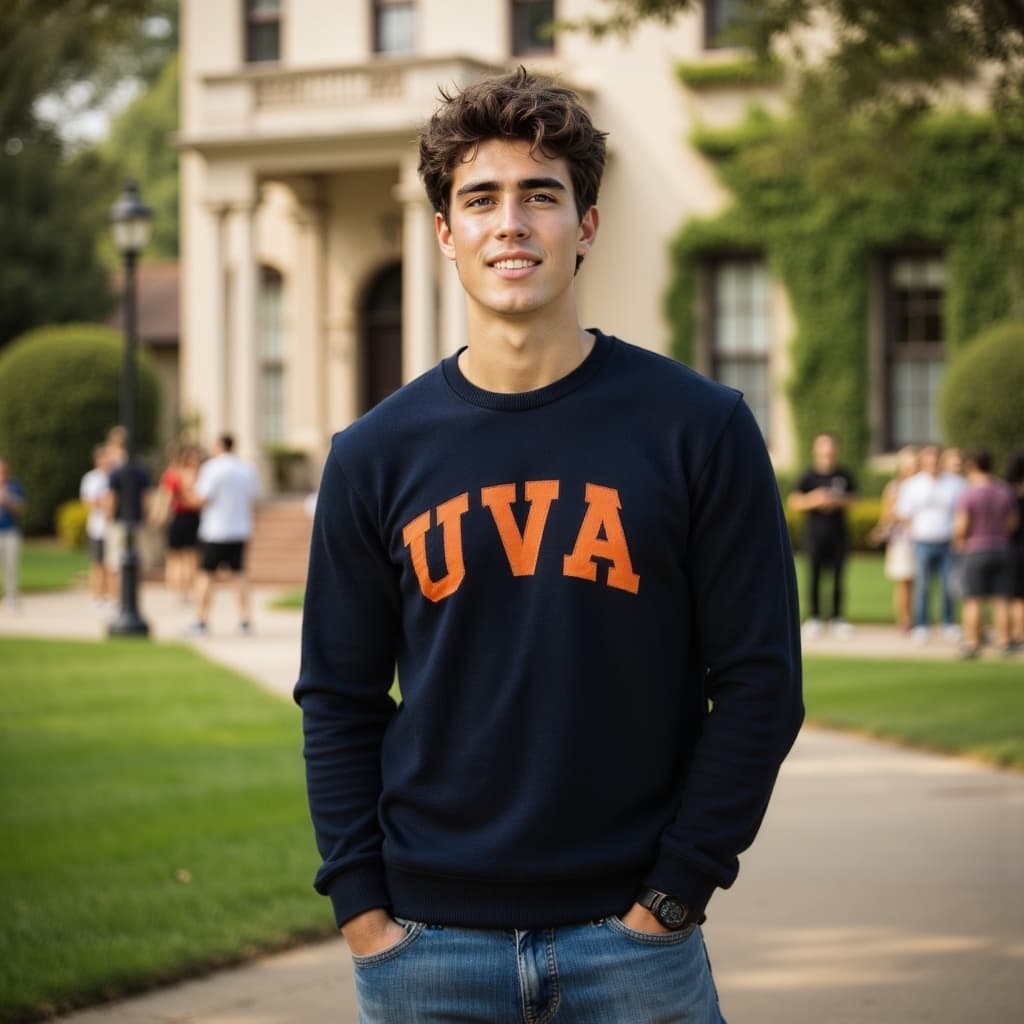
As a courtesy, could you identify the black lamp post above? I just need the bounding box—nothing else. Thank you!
[108,178,153,638]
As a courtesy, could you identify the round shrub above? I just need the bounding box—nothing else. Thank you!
[56,500,89,548]
[939,320,1024,469]
[0,323,159,534]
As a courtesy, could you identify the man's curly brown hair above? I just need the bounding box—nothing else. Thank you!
[418,66,608,226]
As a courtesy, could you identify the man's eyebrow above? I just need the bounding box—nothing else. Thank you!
[455,176,568,197]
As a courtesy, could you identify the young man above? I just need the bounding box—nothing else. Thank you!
[953,447,1018,657]
[0,456,26,610]
[80,443,115,611]
[185,434,260,635]
[296,69,803,1023]
[789,432,858,638]
[897,444,968,643]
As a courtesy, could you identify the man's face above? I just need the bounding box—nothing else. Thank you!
[435,138,598,323]
[812,436,837,472]
[920,446,940,474]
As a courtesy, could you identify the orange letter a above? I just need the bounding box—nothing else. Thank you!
[563,483,640,594]
[401,492,470,602]
[481,480,560,576]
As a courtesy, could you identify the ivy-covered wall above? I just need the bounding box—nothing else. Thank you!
[665,111,1024,469]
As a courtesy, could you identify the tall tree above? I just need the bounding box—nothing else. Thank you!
[0,1,177,349]
[570,1,1024,113]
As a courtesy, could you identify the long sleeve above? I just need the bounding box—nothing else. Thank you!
[294,445,401,927]
[643,397,804,915]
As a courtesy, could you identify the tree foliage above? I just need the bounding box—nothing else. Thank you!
[572,0,1024,109]
[103,52,180,259]
[0,1,179,349]
[0,323,159,534]
[939,321,1024,469]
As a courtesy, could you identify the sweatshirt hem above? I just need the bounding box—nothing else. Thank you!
[385,862,641,929]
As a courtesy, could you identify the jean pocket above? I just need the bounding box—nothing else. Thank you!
[606,915,697,946]
[350,919,425,967]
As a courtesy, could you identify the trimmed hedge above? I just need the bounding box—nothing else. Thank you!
[939,320,1024,469]
[0,323,158,534]
[785,498,882,553]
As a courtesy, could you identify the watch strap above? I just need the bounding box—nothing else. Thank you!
[636,887,695,930]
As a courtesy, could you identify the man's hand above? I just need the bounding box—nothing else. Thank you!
[619,902,672,935]
[340,908,408,957]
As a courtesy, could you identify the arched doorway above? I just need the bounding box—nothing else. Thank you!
[359,262,403,413]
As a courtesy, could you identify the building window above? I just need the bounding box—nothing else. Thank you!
[245,0,281,63]
[512,0,555,55]
[884,253,946,448]
[374,0,416,55]
[259,266,285,443]
[704,0,744,49]
[708,257,772,441]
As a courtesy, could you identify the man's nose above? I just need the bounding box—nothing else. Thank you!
[495,199,528,237]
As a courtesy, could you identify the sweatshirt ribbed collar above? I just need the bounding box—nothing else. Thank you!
[441,330,612,411]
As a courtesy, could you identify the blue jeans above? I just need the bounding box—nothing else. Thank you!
[913,540,955,628]
[352,917,725,1023]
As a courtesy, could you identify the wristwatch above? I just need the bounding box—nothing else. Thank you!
[636,888,695,931]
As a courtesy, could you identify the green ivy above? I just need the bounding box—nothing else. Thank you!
[666,110,1024,468]
[676,57,783,89]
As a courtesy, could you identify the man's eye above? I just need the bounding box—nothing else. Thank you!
[466,196,493,207]
[528,193,555,203]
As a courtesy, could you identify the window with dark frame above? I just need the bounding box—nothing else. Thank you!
[245,0,281,64]
[883,253,946,449]
[259,266,286,443]
[511,0,555,56]
[704,0,744,49]
[708,256,772,442]
[374,0,416,55]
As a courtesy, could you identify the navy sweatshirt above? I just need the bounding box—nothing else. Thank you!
[295,330,803,930]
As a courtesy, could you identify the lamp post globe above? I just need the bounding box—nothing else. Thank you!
[108,178,153,638]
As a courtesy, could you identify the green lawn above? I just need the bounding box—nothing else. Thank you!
[3,633,1020,1018]
[803,654,1024,768]
[275,554,897,623]
[20,540,90,593]
[0,637,330,1020]
[794,552,892,624]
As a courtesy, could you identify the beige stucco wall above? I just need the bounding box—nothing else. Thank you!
[180,1,799,477]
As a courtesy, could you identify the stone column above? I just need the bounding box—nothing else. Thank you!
[290,178,329,469]
[394,160,437,382]
[440,258,467,356]
[204,203,229,437]
[231,201,260,465]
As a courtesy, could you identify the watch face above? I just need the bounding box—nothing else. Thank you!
[658,898,688,929]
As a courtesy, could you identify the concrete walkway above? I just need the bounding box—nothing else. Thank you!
[2,588,1022,1022]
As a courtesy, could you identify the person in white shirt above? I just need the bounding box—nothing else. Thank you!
[79,443,115,610]
[896,444,968,642]
[185,434,260,635]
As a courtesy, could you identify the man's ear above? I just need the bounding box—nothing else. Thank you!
[436,212,456,261]
[577,206,599,259]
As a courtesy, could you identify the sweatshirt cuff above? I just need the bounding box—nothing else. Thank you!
[325,862,391,929]
[642,856,718,924]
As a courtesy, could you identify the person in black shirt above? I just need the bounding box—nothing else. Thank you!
[790,432,858,636]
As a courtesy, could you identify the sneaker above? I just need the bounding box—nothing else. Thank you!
[183,621,208,637]
[959,644,980,660]
[803,618,823,638]
[238,621,252,636]
[831,619,854,639]
[911,626,930,645]
[942,625,962,643]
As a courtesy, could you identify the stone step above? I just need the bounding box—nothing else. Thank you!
[246,498,312,585]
